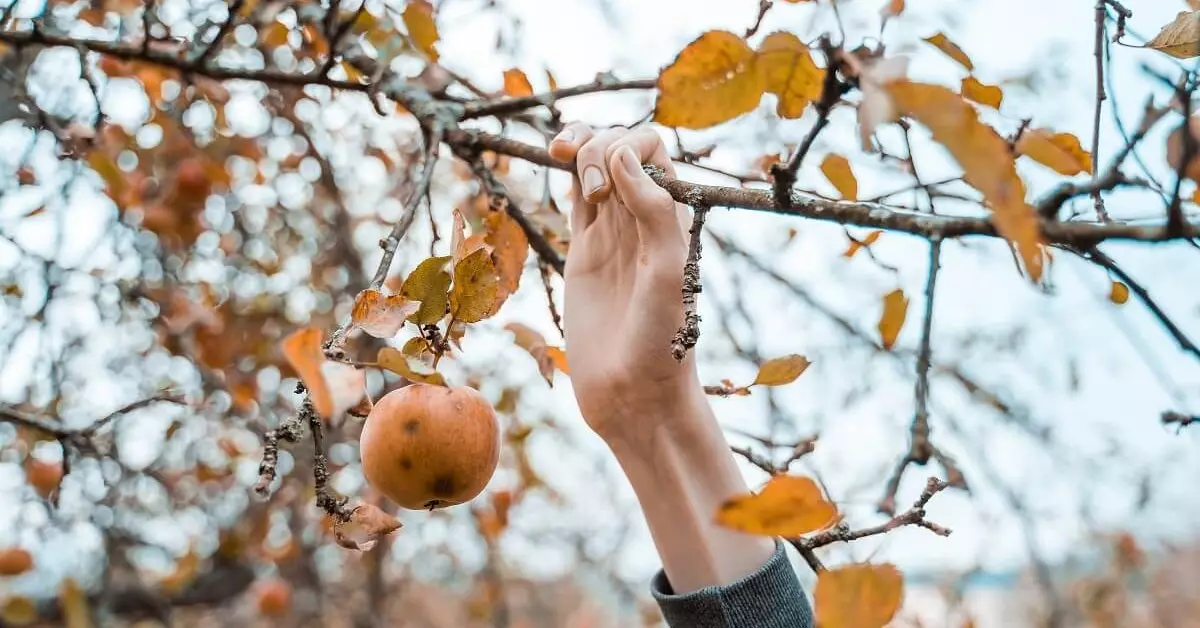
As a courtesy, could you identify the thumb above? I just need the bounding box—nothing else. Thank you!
[609,146,682,246]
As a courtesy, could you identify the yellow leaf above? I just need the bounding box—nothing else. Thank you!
[402,0,439,61]
[401,336,435,364]
[716,475,839,537]
[653,30,764,130]
[159,549,199,593]
[961,76,1003,109]
[844,230,882,258]
[546,346,569,374]
[1016,130,1093,176]
[877,288,908,350]
[820,154,858,200]
[377,346,446,386]
[887,81,1045,281]
[752,354,812,386]
[1144,10,1200,58]
[881,0,905,17]
[1109,280,1130,304]
[450,248,500,323]
[282,327,335,419]
[351,289,420,338]
[923,32,974,71]
[1,597,37,626]
[505,323,555,385]
[815,563,905,628]
[333,503,402,551]
[756,31,824,119]
[400,256,452,325]
[485,211,528,304]
[502,68,534,97]
[59,578,92,628]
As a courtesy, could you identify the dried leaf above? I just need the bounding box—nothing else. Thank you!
[351,289,420,338]
[881,0,905,17]
[923,33,974,71]
[450,248,500,323]
[887,81,1045,281]
[59,578,92,628]
[401,336,435,365]
[402,0,439,61]
[1016,130,1093,176]
[502,68,534,97]
[654,30,765,130]
[716,475,839,537]
[546,346,570,374]
[752,355,812,386]
[485,211,528,303]
[857,56,910,151]
[377,346,446,386]
[1109,281,1130,304]
[334,503,402,551]
[1144,10,1200,58]
[961,76,1003,109]
[1166,116,1200,182]
[756,31,824,119]
[400,256,453,325]
[815,563,904,628]
[820,154,858,200]
[505,323,555,385]
[844,230,882,258]
[877,289,908,350]
[281,327,335,419]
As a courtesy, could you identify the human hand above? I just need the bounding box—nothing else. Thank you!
[548,124,700,445]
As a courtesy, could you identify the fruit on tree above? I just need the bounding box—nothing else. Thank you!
[0,547,33,576]
[256,578,291,616]
[359,383,500,510]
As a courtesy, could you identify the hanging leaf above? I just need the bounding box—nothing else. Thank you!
[1,597,37,625]
[857,56,910,151]
[1166,116,1200,182]
[400,256,453,325]
[961,76,1003,109]
[484,211,529,304]
[716,475,839,537]
[752,354,812,386]
[450,248,500,323]
[333,503,402,551]
[877,289,908,350]
[1016,130,1093,176]
[402,0,439,61]
[756,31,824,119]
[923,33,974,71]
[815,563,905,628]
[320,362,367,420]
[59,578,92,628]
[886,81,1045,281]
[881,0,905,17]
[502,68,535,97]
[820,154,858,200]
[505,323,557,385]
[654,30,765,130]
[351,289,420,338]
[1143,11,1200,58]
[401,336,435,365]
[281,327,336,419]
[1109,281,1130,304]
[546,346,570,374]
[0,547,33,576]
[376,346,446,386]
[844,230,882,258]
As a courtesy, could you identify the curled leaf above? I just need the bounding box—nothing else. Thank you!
[756,31,824,119]
[485,211,529,304]
[961,76,1003,109]
[400,256,453,325]
[351,289,420,338]
[716,475,839,537]
[1144,11,1200,59]
[1016,130,1093,176]
[844,230,882,258]
[820,154,858,200]
[877,289,908,350]
[752,355,812,386]
[377,346,446,386]
[334,504,402,551]
[505,323,556,385]
[502,68,534,97]
[282,327,335,419]
[815,563,904,628]
[654,30,764,130]
[450,248,500,323]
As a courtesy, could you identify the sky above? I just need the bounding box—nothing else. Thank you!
[2,0,1200,622]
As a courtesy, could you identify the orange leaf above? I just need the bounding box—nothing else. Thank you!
[1109,280,1130,304]
[756,31,824,119]
[923,32,974,71]
[402,0,439,61]
[546,68,558,91]
[0,547,33,576]
[752,354,812,386]
[546,346,569,374]
[877,288,908,350]
[961,76,1003,109]
[502,68,534,97]
[881,0,905,17]
[844,230,882,258]
[815,563,905,628]
[886,81,1045,281]
[505,323,555,385]
[1016,130,1093,176]
[716,475,839,537]
[450,248,500,323]
[485,211,528,304]
[351,289,419,338]
[281,327,334,419]
[334,503,402,551]
[820,154,858,200]
[654,30,764,130]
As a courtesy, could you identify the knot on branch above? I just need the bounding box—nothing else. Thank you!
[672,203,709,361]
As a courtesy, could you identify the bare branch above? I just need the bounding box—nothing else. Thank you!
[459,77,656,119]
[672,199,708,361]
[806,477,952,550]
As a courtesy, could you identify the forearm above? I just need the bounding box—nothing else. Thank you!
[602,385,775,594]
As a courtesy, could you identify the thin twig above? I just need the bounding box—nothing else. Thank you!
[368,125,442,290]
[459,78,656,119]
[1167,78,1195,236]
[742,0,773,39]
[194,0,245,66]
[538,261,564,338]
[1162,411,1197,431]
[806,477,952,549]
[1091,0,1109,221]
[771,40,843,208]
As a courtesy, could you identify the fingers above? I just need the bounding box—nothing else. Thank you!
[609,144,685,252]
[603,127,676,179]
[568,177,598,232]
[548,123,593,163]
[574,128,630,203]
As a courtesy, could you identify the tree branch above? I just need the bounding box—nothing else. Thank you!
[805,477,952,550]
[672,197,708,360]
[458,77,656,119]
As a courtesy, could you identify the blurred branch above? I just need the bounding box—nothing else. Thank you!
[458,77,656,119]
[1162,411,1197,431]
[193,0,244,66]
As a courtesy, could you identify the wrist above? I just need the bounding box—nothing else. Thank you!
[576,370,708,448]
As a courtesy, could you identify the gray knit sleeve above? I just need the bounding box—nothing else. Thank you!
[650,540,815,627]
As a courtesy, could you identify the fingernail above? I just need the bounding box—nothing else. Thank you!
[553,128,575,145]
[581,165,605,196]
[616,146,640,174]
